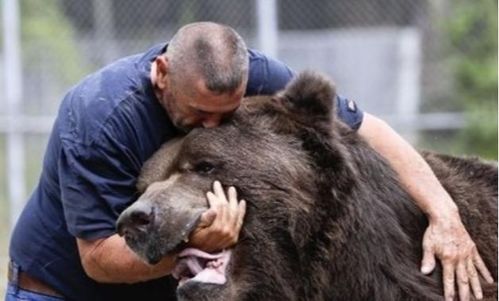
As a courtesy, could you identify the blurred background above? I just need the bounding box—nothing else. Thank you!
[0,0,497,294]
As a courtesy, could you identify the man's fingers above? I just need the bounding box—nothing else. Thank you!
[235,200,247,231]
[421,248,436,274]
[228,186,239,212]
[206,191,224,213]
[207,190,227,232]
[193,181,247,251]
[197,209,217,228]
[213,181,227,202]
[467,258,483,300]
[456,261,470,301]
[472,251,494,284]
[443,262,456,301]
[225,186,239,227]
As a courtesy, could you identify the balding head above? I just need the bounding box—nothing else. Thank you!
[166,22,249,93]
[151,23,248,131]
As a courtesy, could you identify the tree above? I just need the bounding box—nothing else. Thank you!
[447,0,497,159]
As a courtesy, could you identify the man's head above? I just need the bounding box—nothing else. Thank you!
[152,22,249,132]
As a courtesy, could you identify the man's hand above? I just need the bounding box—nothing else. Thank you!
[421,215,494,301]
[188,181,246,252]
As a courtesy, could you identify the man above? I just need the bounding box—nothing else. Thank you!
[7,22,492,301]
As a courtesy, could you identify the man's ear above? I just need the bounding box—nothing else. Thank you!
[277,71,336,122]
[155,55,169,90]
[136,137,184,193]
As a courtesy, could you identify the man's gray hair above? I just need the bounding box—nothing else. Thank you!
[166,22,249,93]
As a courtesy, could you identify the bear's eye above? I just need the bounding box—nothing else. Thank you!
[193,161,215,174]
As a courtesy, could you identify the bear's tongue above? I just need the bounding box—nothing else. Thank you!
[172,248,231,286]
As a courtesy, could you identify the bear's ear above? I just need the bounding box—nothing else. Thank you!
[277,71,336,121]
[136,137,184,193]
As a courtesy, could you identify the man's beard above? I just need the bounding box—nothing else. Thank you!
[174,123,193,134]
[163,92,193,133]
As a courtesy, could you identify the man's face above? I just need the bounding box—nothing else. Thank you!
[164,76,244,132]
[153,55,245,132]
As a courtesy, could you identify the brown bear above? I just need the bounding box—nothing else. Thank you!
[117,72,498,301]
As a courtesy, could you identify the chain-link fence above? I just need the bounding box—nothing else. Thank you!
[1,0,497,294]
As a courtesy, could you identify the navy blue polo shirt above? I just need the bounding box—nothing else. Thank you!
[9,44,363,300]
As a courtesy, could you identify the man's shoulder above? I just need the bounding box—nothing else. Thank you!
[58,45,165,147]
[67,43,165,110]
[246,49,295,96]
[73,53,144,104]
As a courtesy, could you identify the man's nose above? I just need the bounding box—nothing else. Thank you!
[202,114,222,128]
[116,202,155,236]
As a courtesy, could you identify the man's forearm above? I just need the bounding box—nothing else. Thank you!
[357,113,459,220]
[77,234,176,284]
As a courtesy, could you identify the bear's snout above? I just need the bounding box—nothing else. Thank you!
[117,191,208,264]
[117,201,155,238]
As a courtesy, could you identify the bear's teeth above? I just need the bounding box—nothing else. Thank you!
[183,237,189,243]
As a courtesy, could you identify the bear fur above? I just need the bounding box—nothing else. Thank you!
[118,72,497,301]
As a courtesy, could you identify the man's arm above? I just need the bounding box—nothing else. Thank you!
[358,113,494,301]
[77,234,174,284]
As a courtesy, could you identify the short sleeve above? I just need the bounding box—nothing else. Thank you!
[336,95,364,130]
[59,129,141,240]
[245,49,363,130]
[246,49,296,96]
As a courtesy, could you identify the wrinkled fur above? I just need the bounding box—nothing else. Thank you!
[130,72,497,301]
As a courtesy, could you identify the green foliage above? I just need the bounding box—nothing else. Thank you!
[446,0,498,159]
[20,0,87,84]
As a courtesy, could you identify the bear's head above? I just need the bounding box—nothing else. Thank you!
[117,72,360,300]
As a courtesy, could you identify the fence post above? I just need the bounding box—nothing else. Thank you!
[3,0,25,231]
[396,27,422,143]
[93,0,117,63]
[256,0,278,58]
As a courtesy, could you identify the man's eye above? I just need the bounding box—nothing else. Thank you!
[193,161,215,174]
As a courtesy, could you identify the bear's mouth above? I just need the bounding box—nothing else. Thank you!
[172,248,232,287]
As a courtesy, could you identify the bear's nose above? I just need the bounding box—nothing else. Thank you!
[116,202,155,237]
